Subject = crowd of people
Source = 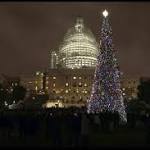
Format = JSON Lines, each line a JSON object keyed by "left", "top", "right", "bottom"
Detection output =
{"left": 0, "top": 107, "right": 149, "bottom": 147}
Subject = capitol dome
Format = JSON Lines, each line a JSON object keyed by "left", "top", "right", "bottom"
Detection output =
{"left": 59, "top": 17, "right": 99, "bottom": 69}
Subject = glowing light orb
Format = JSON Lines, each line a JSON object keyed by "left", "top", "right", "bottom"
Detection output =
{"left": 102, "top": 10, "right": 108, "bottom": 18}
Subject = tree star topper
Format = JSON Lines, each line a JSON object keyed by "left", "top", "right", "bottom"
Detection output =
{"left": 103, "top": 10, "right": 108, "bottom": 18}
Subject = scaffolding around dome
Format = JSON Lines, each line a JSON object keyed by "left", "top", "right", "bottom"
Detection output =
{"left": 59, "top": 17, "right": 99, "bottom": 69}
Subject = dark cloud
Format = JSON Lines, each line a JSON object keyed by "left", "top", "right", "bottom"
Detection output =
{"left": 0, "top": 2, "right": 149, "bottom": 77}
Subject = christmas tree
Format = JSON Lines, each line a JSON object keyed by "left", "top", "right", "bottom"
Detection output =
{"left": 87, "top": 10, "right": 127, "bottom": 122}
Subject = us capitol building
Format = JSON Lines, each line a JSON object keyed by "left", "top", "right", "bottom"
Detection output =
{"left": 21, "top": 17, "right": 139, "bottom": 107}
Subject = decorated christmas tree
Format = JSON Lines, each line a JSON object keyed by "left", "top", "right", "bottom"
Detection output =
{"left": 87, "top": 10, "right": 127, "bottom": 122}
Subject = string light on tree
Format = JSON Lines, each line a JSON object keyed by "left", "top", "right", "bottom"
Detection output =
{"left": 87, "top": 10, "right": 127, "bottom": 123}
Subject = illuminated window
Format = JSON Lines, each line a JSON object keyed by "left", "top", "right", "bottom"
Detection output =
{"left": 79, "top": 77, "right": 82, "bottom": 79}
{"left": 32, "top": 97, "right": 35, "bottom": 100}
{"left": 122, "top": 88, "right": 125, "bottom": 91}
{"left": 36, "top": 71, "right": 40, "bottom": 75}
{"left": 35, "top": 86, "right": 38, "bottom": 91}
{"left": 79, "top": 82, "right": 82, "bottom": 87}
{"left": 46, "top": 87, "right": 49, "bottom": 90}
{"left": 123, "top": 93, "right": 126, "bottom": 96}
{"left": 76, "top": 89, "right": 79, "bottom": 93}
{"left": 15, "top": 83, "right": 18, "bottom": 86}
{"left": 65, "top": 83, "right": 69, "bottom": 86}
{"left": 65, "top": 90, "right": 69, "bottom": 93}
{"left": 55, "top": 90, "right": 59, "bottom": 94}
{"left": 53, "top": 77, "right": 56, "bottom": 80}
{"left": 4, "top": 101, "right": 8, "bottom": 106}
{"left": 84, "top": 83, "right": 87, "bottom": 87}
{"left": 53, "top": 83, "right": 56, "bottom": 87}
{"left": 73, "top": 76, "right": 76, "bottom": 79}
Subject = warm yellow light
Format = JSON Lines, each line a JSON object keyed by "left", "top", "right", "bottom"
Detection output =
{"left": 35, "top": 86, "right": 38, "bottom": 91}
{"left": 45, "top": 101, "right": 63, "bottom": 108}
{"left": 36, "top": 71, "right": 40, "bottom": 75}
{"left": 84, "top": 90, "right": 87, "bottom": 94}
{"left": 53, "top": 76, "right": 56, "bottom": 79}
{"left": 102, "top": 10, "right": 108, "bottom": 18}
{"left": 84, "top": 83, "right": 87, "bottom": 87}
{"left": 73, "top": 76, "right": 76, "bottom": 79}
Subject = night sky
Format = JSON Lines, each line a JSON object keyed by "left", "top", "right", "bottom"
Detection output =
{"left": 0, "top": 2, "right": 150, "bottom": 77}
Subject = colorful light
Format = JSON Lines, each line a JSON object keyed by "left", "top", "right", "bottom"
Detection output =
{"left": 87, "top": 10, "right": 127, "bottom": 122}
